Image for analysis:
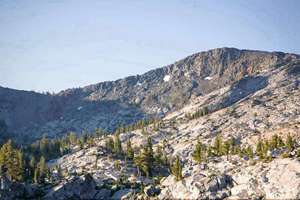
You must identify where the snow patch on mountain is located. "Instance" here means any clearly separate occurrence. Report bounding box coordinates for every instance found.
[204,76,212,80]
[163,75,171,82]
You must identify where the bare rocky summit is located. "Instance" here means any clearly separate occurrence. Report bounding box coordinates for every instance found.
[0,47,299,143]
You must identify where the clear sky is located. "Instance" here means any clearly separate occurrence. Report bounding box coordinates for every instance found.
[0,0,299,92]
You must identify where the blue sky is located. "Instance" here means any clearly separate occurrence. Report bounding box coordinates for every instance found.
[0,0,299,92]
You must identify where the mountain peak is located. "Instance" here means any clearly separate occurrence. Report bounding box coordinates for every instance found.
[0,48,299,143]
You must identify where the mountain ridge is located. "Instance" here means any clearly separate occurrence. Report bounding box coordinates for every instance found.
[1,47,299,143]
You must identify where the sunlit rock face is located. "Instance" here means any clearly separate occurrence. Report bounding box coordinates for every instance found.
[0,47,299,143]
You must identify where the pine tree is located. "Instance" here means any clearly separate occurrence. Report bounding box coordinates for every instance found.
[214,135,223,156]
[68,132,78,145]
[95,128,106,137]
[171,156,183,181]
[256,140,264,160]
[277,136,285,147]
[192,140,204,163]
[29,156,36,180]
[146,137,154,161]
[105,137,114,152]
[134,149,150,177]
[40,136,50,159]
[154,145,163,165]
[270,134,279,150]
[114,160,121,171]
[286,134,295,152]
[207,146,214,158]
[34,168,39,183]
[263,141,270,156]
[223,140,231,160]
[246,146,254,159]
[126,140,134,160]
[134,137,154,177]
[228,137,236,154]
[236,145,244,158]
[141,128,147,135]
[80,131,89,144]
[114,133,123,155]
[0,140,15,180]
[37,156,48,183]
[87,137,95,147]
[15,150,25,182]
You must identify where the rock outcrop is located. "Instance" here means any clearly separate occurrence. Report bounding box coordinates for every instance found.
[44,174,111,200]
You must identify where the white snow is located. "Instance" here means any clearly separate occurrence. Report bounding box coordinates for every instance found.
[163,75,171,82]
[184,72,190,77]
[204,76,212,80]
[77,106,83,111]
[136,82,142,86]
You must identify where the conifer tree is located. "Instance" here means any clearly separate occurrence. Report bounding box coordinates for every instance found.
[29,156,36,180]
[192,140,205,163]
[37,156,48,183]
[34,168,39,183]
[146,137,154,160]
[80,131,89,144]
[114,133,123,155]
[15,150,25,182]
[286,134,295,152]
[114,160,121,171]
[263,141,270,155]
[154,145,164,165]
[40,136,50,159]
[171,156,183,181]
[0,140,15,180]
[126,140,134,160]
[214,134,223,156]
[246,146,254,159]
[270,134,281,150]
[134,137,154,177]
[207,146,214,158]
[228,137,236,154]
[134,149,150,177]
[277,136,285,147]
[87,137,94,147]
[68,132,77,145]
[105,137,114,152]
[256,140,264,160]
[141,128,147,135]
[95,128,105,137]
[223,140,231,160]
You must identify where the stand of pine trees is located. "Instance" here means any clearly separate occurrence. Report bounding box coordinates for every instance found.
[0,127,107,184]
[192,134,300,164]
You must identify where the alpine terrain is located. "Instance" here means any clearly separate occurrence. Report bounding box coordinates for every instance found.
[1,47,300,199]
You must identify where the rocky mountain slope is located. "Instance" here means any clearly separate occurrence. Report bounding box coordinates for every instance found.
[0,47,299,143]
[41,52,300,199]
[1,47,300,199]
